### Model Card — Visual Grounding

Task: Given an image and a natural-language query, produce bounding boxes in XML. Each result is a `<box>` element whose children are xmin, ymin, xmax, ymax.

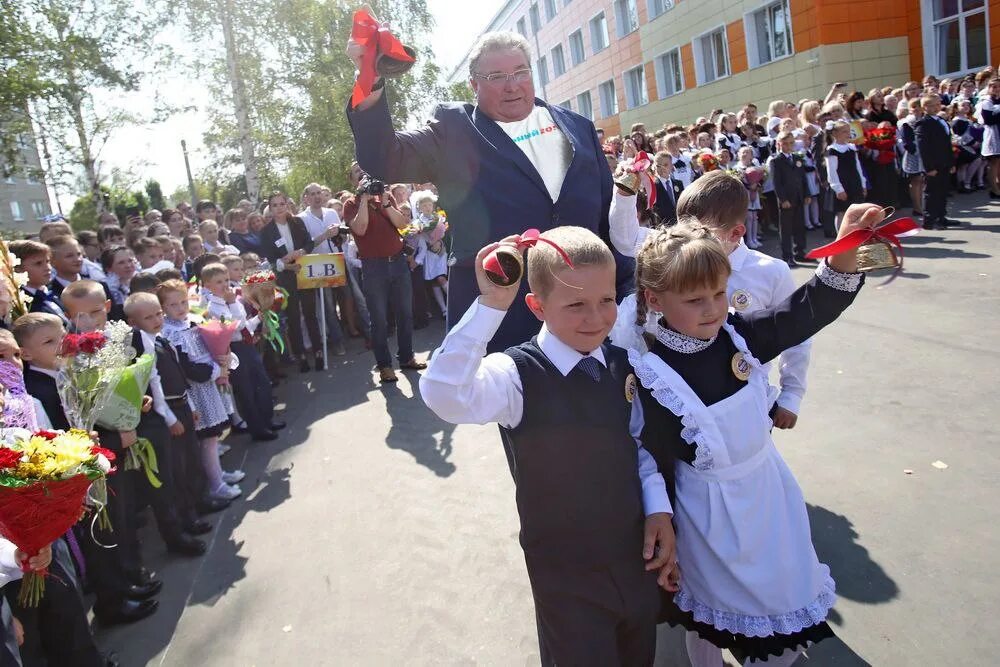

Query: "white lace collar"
<box><xmin>655</xmin><ymin>320</ymin><xmax>716</xmax><ymax>353</ymax></box>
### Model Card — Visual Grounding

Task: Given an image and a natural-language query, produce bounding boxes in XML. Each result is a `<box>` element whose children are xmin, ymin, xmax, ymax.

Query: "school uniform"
<box><xmin>915</xmin><ymin>113</ymin><xmax>955</xmax><ymax>227</ymax></box>
<box><xmin>21</xmin><ymin>285</ymin><xmax>69</xmax><ymax>327</ymax></box>
<box><xmin>49</xmin><ymin>276</ymin><xmax>121</xmax><ymax>321</ymax></box>
<box><xmin>203</xmin><ymin>294</ymin><xmax>275</xmax><ymax>437</ymax></box>
<box><xmin>259</xmin><ymin>217</ymin><xmax>322</xmax><ymax>359</ymax></box>
<box><xmin>669</xmin><ymin>152</ymin><xmax>695</xmax><ymax>189</ymax></box>
<box><xmin>653</xmin><ymin>175</ymin><xmax>684</xmax><ymax>226</ymax></box>
<box><xmin>769</xmin><ymin>151</ymin><xmax>811</xmax><ymax>262</ymax></box>
<box><xmin>974</xmin><ymin>95</ymin><xmax>1000</xmax><ymax>157</ymax></box>
<box><xmin>420</xmin><ymin>302</ymin><xmax>671</xmax><ymax>666</ymax></box>
<box><xmin>161</xmin><ymin>317</ymin><xmax>229</xmax><ymax>438</ymax></box>
<box><xmin>715</xmin><ymin>132</ymin><xmax>742</xmax><ymax>159</ymax></box>
<box><xmin>619</xmin><ymin>262</ymin><xmax>864</xmax><ymax>663</ymax></box>
<box><xmin>825</xmin><ymin>143</ymin><xmax>868</xmax><ymax>212</ymax></box>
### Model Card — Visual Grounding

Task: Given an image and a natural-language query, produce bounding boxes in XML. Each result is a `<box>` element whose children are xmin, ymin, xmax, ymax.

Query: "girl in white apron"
<box><xmin>611</xmin><ymin>207</ymin><xmax>877</xmax><ymax>665</ymax></box>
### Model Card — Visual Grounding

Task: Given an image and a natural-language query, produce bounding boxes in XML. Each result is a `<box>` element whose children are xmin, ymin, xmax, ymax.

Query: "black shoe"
<box><xmin>299</xmin><ymin>358</ymin><xmax>310</xmax><ymax>373</ymax></box>
<box><xmin>940</xmin><ymin>218</ymin><xmax>960</xmax><ymax>226</ymax></box>
<box><xmin>104</xmin><ymin>652</ymin><xmax>120</xmax><ymax>667</ymax></box>
<box><xmin>252</xmin><ymin>430</ymin><xmax>278</xmax><ymax>442</ymax></box>
<box><xmin>125</xmin><ymin>567</ymin><xmax>158</xmax><ymax>587</ymax></box>
<box><xmin>990</xmin><ymin>191</ymin><xmax>1000</xmax><ymax>199</ymax></box>
<box><xmin>196</xmin><ymin>497</ymin><xmax>231</xmax><ymax>515</ymax></box>
<box><xmin>314</xmin><ymin>355</ymin><xmax>325</xmax><ymax>371</ymax></box>
<box><xmin>958</xmin><ymin>185</ymin><xmax>973</xmax><ymax>194</ymax></box>
<box><xmin>794</xmin><ymin>254</ymin><xmax>817</xmax><ymax>264</ymax></box>
<box><xmin>785</xmin><ymin>258</ymin><xmax>798</xmax><ymax>268</ymax></box>
<box><xmin>126</xmin><ymin>580</ymin><xmax>163</xmax><ymax>601</ymax></box>
<box><xmin>95</xmin><ymin>599</ymin><xmax>158</xmax><ymax>626</ymax></box>
<box><xmin>230</xmin><ymin>421</ymin><xmax>249</xmax><ymax>434</ymax></box>
<box><xmin>269</xmin><ymin>421</ymin><xmax>286</xmax><ymax>431</ymax></box>
<box><xmin>166</xmin><ymin>534</ymin><xmax>207</xmax><ymax>557</ymax></box>
<box><xmin>184</xmin><ymin>519</ymin><xmax>212</xmax><ymax>535</ymax></box>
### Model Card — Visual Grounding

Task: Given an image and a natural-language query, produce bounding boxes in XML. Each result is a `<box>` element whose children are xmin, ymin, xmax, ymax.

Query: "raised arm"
<box><xmin>609</xmin><ymin>190</ymin><xmax>648</xmax><ymax>256</ymax></box>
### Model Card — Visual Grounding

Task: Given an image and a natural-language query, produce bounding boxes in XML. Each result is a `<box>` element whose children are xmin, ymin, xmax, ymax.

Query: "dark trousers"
<box><xmin>3</xmin><ymin>540</ymin><xmax>103</xmax><ymax>667</ymax></box>
<box><xmin>778</xmin><ymin>202</ymin><xmax>807</xmax><ymax>259</ymax></box>
<box><xmin>230</xmin><ymin>341</ymin><xmax>274</xmax><ymax>436</ymax></box>
<box><xmin>167</xmin><ymin>399</ymin><xmax>208</xmax><ymax>517</ymax></box>
<box><xmin>760</xmin><ymin>191</ymin><xmax>779</xmax><ymax>231</ymax></box>
<box><xmin>361</xmin><ymin>254</ymin><xmax>414</xmax><ymax>369</ymax></box>
<box><xmin>136</xmin><ymin>412</ymin><xmax>183</xmax><ymax>544</ymax></box>
<box><xmin>280</xmin><ymin>277</ymin><xmax>323</xmax><ymax>357</ymax></box>
<box><xmin>923</xmin><ymin>170</ymin><xmax>950</xmax><ymax>223</ymax></box>
<box><xmin>411</xmin><ymin>266</ymin><xmax>430</xmax><ymax>326</ymax></box>
<box><xmin>526</xmin><ymin>557</ymin><xmax>659</xmax><ymax>667</ymax></box>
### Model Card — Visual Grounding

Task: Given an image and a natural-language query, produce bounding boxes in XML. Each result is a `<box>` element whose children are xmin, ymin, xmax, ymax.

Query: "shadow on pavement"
<box><xmin>382</xmin><ymin>375</ymin><xmax>457</xmax><ymax>477</ymax></box>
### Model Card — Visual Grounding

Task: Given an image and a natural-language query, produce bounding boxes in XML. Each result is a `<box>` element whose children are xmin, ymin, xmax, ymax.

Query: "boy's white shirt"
<box><xmin>136</xmin><ymin>329</ymin><xmax>178</xmax><ymax>426</ymax></box>
<box><xmin>419</xmin><ymin>298</ymin><xmax>672</xmax><ymax>516</ymax></box>
<box><xmin>204</xmin><ymin>292</ymin><xmax>260</xmax><ymax>341</ymax></box>
<box><xmin>607</xmin><ymin>190</ymin><xmax>810</xmax><ymax>413</ymax></box>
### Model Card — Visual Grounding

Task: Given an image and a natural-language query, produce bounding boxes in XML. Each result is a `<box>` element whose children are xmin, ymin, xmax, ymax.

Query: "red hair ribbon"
<box><xmin>483</xmin><ymin>229</ymin><xmax>575</xmax><ymax>284</ymax></box>
<box><xmin>631</xmin><ymin>151</ymin><xmax>657</xmax><ymax>209</ymax></box>
<box><xmin>805</xmin><ymin>217</ymin><xmax>920</xmax><ymax>265</ymax></box>
<box><xmin>350</xmin><ymin>9</ymin><xmax>415</xmax><ymax>107</ymax></box>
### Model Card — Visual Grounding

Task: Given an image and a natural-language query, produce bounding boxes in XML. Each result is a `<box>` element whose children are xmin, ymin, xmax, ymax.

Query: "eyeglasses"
<box><xmin>473</xmin><ymin>68</ymin><xmax>532</xmax><ymax>84</ymax></box>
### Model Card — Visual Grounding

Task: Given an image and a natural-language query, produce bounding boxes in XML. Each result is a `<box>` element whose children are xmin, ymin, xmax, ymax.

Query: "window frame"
<box><xmin>653</xmin><ymin>46</ymin><xmax>685</xmax><ymax>99</ymax></box>
<box><xmin>544</xmin><ymin>0</ymin><xmax>557</xmax><ymax>21</ymax></box>
<box><xmin>9</xmin><ymin>201</ymin><xmax>22</xmax><ymax>222</ymax></box>
<box><xmin>614</xmin><ymin>0</ymin><xmax>640</xmax><ymax>38</ymax></box>
<box><xmin>31</xmin><ymin>201</ymin><xmax>46</xmax><ymax>220</ymax></box>
<box><xmin>598</xmin><ymin>78</ymin><xmax>619</xmax><ymax>118</ymax></box>
<box><xmin>516</xmin><ymin>17</ymin><xmax>527</xmax><ymax>37</ymax></box>
<box><xmin>569</xmin><ymin>29</ymin><xmax>586</xmax><ymax>67</ymax></box>
<box><xmin>551</xmin><ymin>44</ymin><xmax>566</xmax><ymax>77</ymax></box>
<box><xmin>537</xmin><ymin>55</ymin><xmax>550</xmax><ymax>87</ymax></box>
<box><xmin>623</xmin><ymin>65</ymin><xmax>649</xmax><ymax>109</ymax></box>
<box><xmin>529</xmin><ymin>3</ymin><xmax>541</xmax><ymax>34</ymax></box>
<box><xmin>921</xmin><ymin>0</ymin><xmax>990</xmax><ymax>77</ymax></box>
<box><xmin>647</xmin><ymin>0</ymin><xmax>675</xmax><ymax>20</ymax></box>
<box><xmin>589</xmin><ymin>11</ymin><xmax>610</xmax><ymax>54</ymax></box>
<box><xmin>557</xmin><ymin>99</ymin><xmax>572</xmax><ymax>111</ymax></box>
<box><xmin>692</xmin><ymin>24</ymin><xmax>731</xmax><ymax>85</ymax></box>
<box><xmin>576</xmin><ymin>90</ymin><xmax>594</xmax><ymax>120</ymax></box>
<box><xmin>745</xmin><ymin>0</ymin><xmax>795</xmax><ymax>69</ymax></box>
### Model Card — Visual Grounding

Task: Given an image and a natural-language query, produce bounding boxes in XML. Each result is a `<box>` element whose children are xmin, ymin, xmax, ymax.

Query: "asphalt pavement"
<box><xmin>96</xmin><ymin>194</ymin><xmax>1000</xmax><ymax>666</ymax></box>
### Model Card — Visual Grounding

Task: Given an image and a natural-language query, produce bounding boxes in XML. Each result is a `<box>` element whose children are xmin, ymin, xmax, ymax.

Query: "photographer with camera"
<box><xmin>301</xmin><ymin>182</ymin><xmax>349</xmax><ymax>356</ymax></box>
<box><xmin>343</xmin><ymin>162</ymin><xmax>427</xmax><ymax>383</ymax></box>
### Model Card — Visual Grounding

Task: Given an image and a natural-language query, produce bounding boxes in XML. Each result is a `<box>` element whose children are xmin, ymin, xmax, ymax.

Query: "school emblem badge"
<box><xmin>731</xmin><ymin>352</ymin><xmax>751</xmax><ymax>381</ymax></box>
<box><xmin>730</xmin><ymin>289</ymin><xmax>751</xmax><ymax>311</ymax></box>
<box><xmin>625</xmin><ymin>373</ymin><xmax>637</xmax><ymax>403</ymax></box>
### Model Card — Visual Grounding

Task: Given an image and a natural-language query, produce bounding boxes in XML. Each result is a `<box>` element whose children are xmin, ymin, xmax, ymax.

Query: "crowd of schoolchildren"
<box><xmin>0</xmin><ymin>180</ymin><xmax>449</xmax><ymax>666</ymax></box>
<box><xmin>601</xmin><ymin>69</ymin><xmax>1000</xmax><ymax>267</ymax></box>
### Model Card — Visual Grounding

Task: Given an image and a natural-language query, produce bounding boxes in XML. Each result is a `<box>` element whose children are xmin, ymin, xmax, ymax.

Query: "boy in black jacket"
<box><xmin>915</xmin><ymin>94</ymin><xmax>957</xmax><ymax>229</ymax></box>
<box><xmin>770</xmin><ymin>131</ymin><xmax>814</xmax><ymax>266</ymax></box>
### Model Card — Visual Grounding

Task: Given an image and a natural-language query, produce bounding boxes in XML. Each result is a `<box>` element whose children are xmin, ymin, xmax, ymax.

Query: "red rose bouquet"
<box><xmin>864</xmin><ymin>126</ymin><xmax>897</xmax><ymax>165</ymax></box>
<box><xmin>694</xmin><ymin>151</ymin><xmax>719</xmax><ymax>173</ymax></box>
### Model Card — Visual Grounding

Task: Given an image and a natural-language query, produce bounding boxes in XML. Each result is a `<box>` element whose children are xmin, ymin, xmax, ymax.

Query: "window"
<box><xmin>26</xmin><ymin>171</ymin><xmax>38</xmax><ymax>185</ymax></box>
<box><xmin>648</xmin><ymin>0</ymin><xmax>674</xmax><ymax>19</ymax></box>
<box><xmin>927</xmin><ymin>0</ymin><xmax>988</xmax><ymax>75</ymax></box>
<box><xmin>614</xmin><ymin>0</ymin><xmax>639</xmax><ymax>36</ymax></box>
<box><xmin>654</xmin><ymin>47</ymin><xmax>684</xmax><ymax>98</ymax></box>
<box><xmin>551</xmin><ymin>44</ymin><xmax>566</xmax><ymax>77</ymax></box>
<box><xmin>537</xmin><ymin>56</ymin><xmax>549</xmax><ymax>87</ymax></box>
<box><xmin>3</xmin><ymin>173</ymin><xmax>13</xmax><ymax>185</ymax></box>
<box><xmin>569</xmin><ymin>30</ymin><xmax>586</xmax><ymax>66</ymax></box>
<box><xmin>747</xmin><ymin>1</ymin><xmax>793</xmax><ymax>67</ymax></box>
<box><xmin>516</xmin><ymin>17</ymin><xmax>527</xmax><ymax>37</ymax></box>
<box><xmin>31</xmin><ymin>201</ymin><xmax>46</xmax><ymax>219</ymax></box>
<box><xmin>623</xmin><ymin>65</ymin><xmax>648</xmax><ymax>109</ymax></box>
<box><xmin>558</xmin><ymin>99</ymin><xmax>572</xmax><ymax>111</ymax></box>
<box><xmin>577</xmin><ymin>91</ymin><xmax>594</xmax><ymax>119</ymax></box>
<box><xmin>590</xmin><ymin>12</ymin><xmax>610</xmax><ymax>54</ymax></box>
<box><xmin>544</xmin><ymin>0</ymin><xmax>557</xmax><ymax>21</ymax></box>
<box><xmin>694</xmin><ymin>27</ymin><xmax>730</xmax><ymax>84</ymax></box>
<box><xmin>599</xmin><ymin>79</ymin><xmax>618</xmax><ymax>117</ymax></box>
<box><xmin>529</xmin><ymin>3</ymin><xmax>541</xmax><ymax>34</ymax></box>
<box><xmin>9</xmin><ymin>202</ymin><xmax>22</xmax><ymax>222</ymax></box>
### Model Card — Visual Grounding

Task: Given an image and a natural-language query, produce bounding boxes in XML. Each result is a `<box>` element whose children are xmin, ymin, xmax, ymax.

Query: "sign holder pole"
<box><xmin>319</xmin><ymin>288</ymin><xmax>328</xmax><ymax>370</ymax></box>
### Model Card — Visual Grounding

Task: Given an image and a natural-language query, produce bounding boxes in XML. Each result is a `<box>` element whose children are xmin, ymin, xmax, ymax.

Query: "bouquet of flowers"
<box><xmin>0</xmin><ymin>242</ymin><xmax>29</xmax><ymax>325</ymax></box>
<box><xmin>56</xmin><ymin>328</ymin><xmax>131</xmax><ymax>432</ymax></box>
<box><xmin>745</xmin><ymin>165</ymin><xmax>769</xmax><ymax>187</ymax></box>
<box><xmin>694</xmin><ymin>151</ymin><xmax>719</xmax><ymax>173</ymax></box>
<box><xmin>198</xmin><ymin>317</ymin><xmax>240</xmax><ymax>395</ymax></box>
<box><xmin>0</xmin><ymin>360</ymin><xmax>38</xmax><ymax>432</ymax></box>
<box><xmin>0</xmin><ymin>427</ymin><xmax>114</xmax><ymax>605</ymax></box>
<box><xmin>242</xmin><ymin>271</ymin><xmax>285</xmax><ymax>354</ymax></box>
<box><xmin>864</xmin><ymin>126</ymin><xmax>897</xmax><ymax>165</ymax></box>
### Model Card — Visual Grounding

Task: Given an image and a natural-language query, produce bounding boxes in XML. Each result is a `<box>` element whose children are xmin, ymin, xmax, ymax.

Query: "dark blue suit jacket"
<box><xmin>348</xmin><ymin>92</ymin><xmax>612</xmax><ymax>352</ymax></box>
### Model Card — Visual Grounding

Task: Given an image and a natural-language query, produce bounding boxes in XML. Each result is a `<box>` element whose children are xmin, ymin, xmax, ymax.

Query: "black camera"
<box><xmin>357</xmin><ymin>174</ymin><xmax>387</xmax><ymax>197</ymax></box>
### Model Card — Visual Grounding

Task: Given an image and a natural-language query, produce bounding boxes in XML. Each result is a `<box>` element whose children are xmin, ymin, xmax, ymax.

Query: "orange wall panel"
<box><xmin>815</xmin><ymin>0</ymin><xmax>908</xmax><ymax>44</ymax></box>
<box><xmin>727</xmin><ymin>20</ymin><xmax>748</xmax><ymax>74</ymax></box>
<box><xmin>644</xmin><ymin>61</ymin><xmax>659</xmax><ymax>102</ymax></box>
<box><xmin>904</xmin><ymin>0</ymin><xmax>923</xmax><ymax>80</ymax></box>
<box><xmin>681</xmin><ymin>43</ymin><xmax>696</xmax><ymax>94</ymax></box>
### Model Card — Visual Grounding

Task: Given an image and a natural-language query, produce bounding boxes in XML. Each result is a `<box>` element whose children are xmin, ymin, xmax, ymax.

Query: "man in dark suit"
<box><xmin>915</xmin><ymin>94</ymin><xmax>958</xmax><ymax>230</ymax></box>
<box><xmin>770</xmin><ymin>131</ymin><xmax>813</xmax><ymax>266</ymax></box>
<box><xmin>347</xmin><ymin>31</ymin><xmax>611</xmax><ymax>352</ymax></box>
<box><xmin>652</xmin><ymin>152</ymin><xmax>684</xmax><ymax>226</ymax></box>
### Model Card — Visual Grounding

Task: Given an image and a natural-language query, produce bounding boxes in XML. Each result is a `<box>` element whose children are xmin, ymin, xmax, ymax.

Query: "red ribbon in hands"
<box><xmin>805</xmin><ymin>216</ymin><xmax>920</xmax><ymax>265</ymax></box>
<box><xmin>351</xmin><ymin>9</ymin><xmax>415</xmax><ymax>107</ymax></box>
<box><xmin>631</xmin><ymin>151</ymin><xmax>657</xmax><ymax>209</ymax></box>
<box><xmin>483</xmin><ymin>229</ymin><xmax>575</xmax><ymax>283</ymax></box>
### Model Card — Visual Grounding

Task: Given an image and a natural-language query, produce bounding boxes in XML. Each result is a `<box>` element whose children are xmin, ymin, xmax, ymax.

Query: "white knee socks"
<box><xmin>201</xmin><ymin>436</ymin><xmax>224</xmax><ymax>490</ymax></box>
<box><xmin>431</xmin><ymin>285</ymin><xmax>447</xmax><ymax>313</ymax></box>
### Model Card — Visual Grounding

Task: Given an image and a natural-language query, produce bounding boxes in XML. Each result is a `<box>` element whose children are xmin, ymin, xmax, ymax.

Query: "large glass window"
<box><xmin>577</xmin><ymin>91</ymin><xmax>594</xmax><ymax>119</ymax></box>
<box><xmin>623</xmin><ymin>66</ymin><xmax>648</xmax><ymax>109</ymax></box>
<box><xmin>551</xmin><ymin>44</ymin><xmax>566</xmax><ymax>77</ymax></box>
<box><xmin>9</xmin><ymin>202</ymin><xmax>22</xmax><ymax>222</ymax></box>
<box><xmin>31</xmin><ymin>201</ymin><xmax>46</xmax><ymax>219</ymax></box>
<box><xmin>544</xmin><ymin>0</ymin><xmax>557</xmax><ymax>21</ymax></box>
<box><xmin>694</xmin><ymin>27</ymin><xmax>730</xmax><ymax>84</ymax></box>
<box><xmin>590</xmin><ymin>12</ymin><xmax>610</xmax><ymax>54</ymax></box>
<box><xmin>569</xmin><ymin>29</ymin><xmax>586</xmax><ymax>66</ymax></box>
<box><xmin>928</xmin><ymin>0</ymin><xmax>987</xmax><ymax>74</ymax></box>
<box><xmin>614</xmin><ymin>0</ymin><xmax>639</xmax><ymax>37</ymax></box>
<box><xmin>516</xmin><ymin>17</ymin><xmax>527</xmax><ymax>37</ymax></box>
<box><xmin>529</xmin><ymin>3</ymin><xmax>541</xmax><ymax>34</ymax></box>
<box><xmin>648</xmin><ymin>0</ymin><xmax>674</xmax><ymax>19</ymax></box>
<box><xmin>537</xmin><ymin>56</ymin><xmax>549</xmax><ymax>87</ymax></box>
<box><xmin>599</xmin><ymin>79</ymin><xmax>618</xmax><ymax>117</ymax></box>
<box><xmin>748</xmin><ymin>1</ymin><xmax>793</xmax><ymax>67</ymax></box>
<box><xmin>654</xmin><ymin>47</ymin><xmax>684</xmax><ymax>98</ymax></box>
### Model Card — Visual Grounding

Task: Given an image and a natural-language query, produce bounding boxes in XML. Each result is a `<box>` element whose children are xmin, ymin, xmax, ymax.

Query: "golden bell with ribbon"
<box><xmin>614</xmin><ymin>170</ymin><xmax>641</xmax><ymax>195</ymax></box>
<box><xmin>377</xmin><ymin>44</ymin><xmax>417</xmax><ymax>78</ymax></box>
<box><xmin>856</xmin><ymin>238</ymin><xmax>899</xmax><ymax>272</ymax></box>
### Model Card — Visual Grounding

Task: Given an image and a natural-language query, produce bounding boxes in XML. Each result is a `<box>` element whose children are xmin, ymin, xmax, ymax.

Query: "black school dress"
<box><xmin>828</xmin><ymin>146</ymin><xmax>865</xmax><ymax>212</ymax></box>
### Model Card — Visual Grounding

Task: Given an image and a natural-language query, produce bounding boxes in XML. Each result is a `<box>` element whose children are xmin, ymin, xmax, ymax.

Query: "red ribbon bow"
<box><xmin>805</xmin><ymin>217</ymin><xmax>920</xmax><ymax>266</ymax></box>
<box><xmin>629</xmin><ymin>151</ymin><xmax>657</xmax><ymax>209</ymax></box>
<box><xmin>483</xmin><ymin>229</ymin><xmax>575</xmax><ymax>283</ymax></box>
<box><xmin>350</xmin><ymin>9</ymin><xmax>415</xmax><ymax>107</ymax></box>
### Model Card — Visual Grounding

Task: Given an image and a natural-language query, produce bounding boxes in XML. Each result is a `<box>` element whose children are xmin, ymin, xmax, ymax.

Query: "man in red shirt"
<box><xmin>343</xmin><ymin>163</ymin><xmax>427</xmax><ymax>383</ymax></box>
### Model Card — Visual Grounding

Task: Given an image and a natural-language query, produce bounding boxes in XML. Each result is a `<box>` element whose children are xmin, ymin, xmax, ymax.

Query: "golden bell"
<box><xmin>376</xmin><ymin>44</ymin><xmax>418</xmax><ymax>78</ymax></box>
<box><xmin>483</xmin><ymin>246</ymin><xmax>525</xmax><ymax>287</ymax></box>
<box><xmin>856</xmin><ymin>239</ymin><xmax>899</xmax><ymax>272</ymax></box>
<box><xmin>614</xmin><ymin>170</ymin><xmax>640</xmax><ymax>195</ymax></box>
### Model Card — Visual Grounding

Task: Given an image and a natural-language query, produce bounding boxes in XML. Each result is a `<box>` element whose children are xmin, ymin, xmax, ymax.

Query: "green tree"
<box><xmin>145</xmin><ymin>179</ymin><xmax>165</xmax><ymax>211</ymax></box>
<box><xmin>447</xmin><ymin>81</ymin><xmax>475</xmax><ymax>105</ymax></box>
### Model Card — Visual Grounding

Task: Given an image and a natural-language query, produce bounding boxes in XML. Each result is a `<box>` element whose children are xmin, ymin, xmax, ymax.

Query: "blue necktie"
<box><xmin>575</xmin><ymin>356</ymin><xmax>603</xmax><ymax>382</ymax></box>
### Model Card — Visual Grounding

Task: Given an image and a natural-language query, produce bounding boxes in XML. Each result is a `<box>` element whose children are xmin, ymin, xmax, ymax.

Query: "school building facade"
<box><xmin>448</xmin><ymin>0</ymin><xmax>999</xmax><ymax>136</ymax></box>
